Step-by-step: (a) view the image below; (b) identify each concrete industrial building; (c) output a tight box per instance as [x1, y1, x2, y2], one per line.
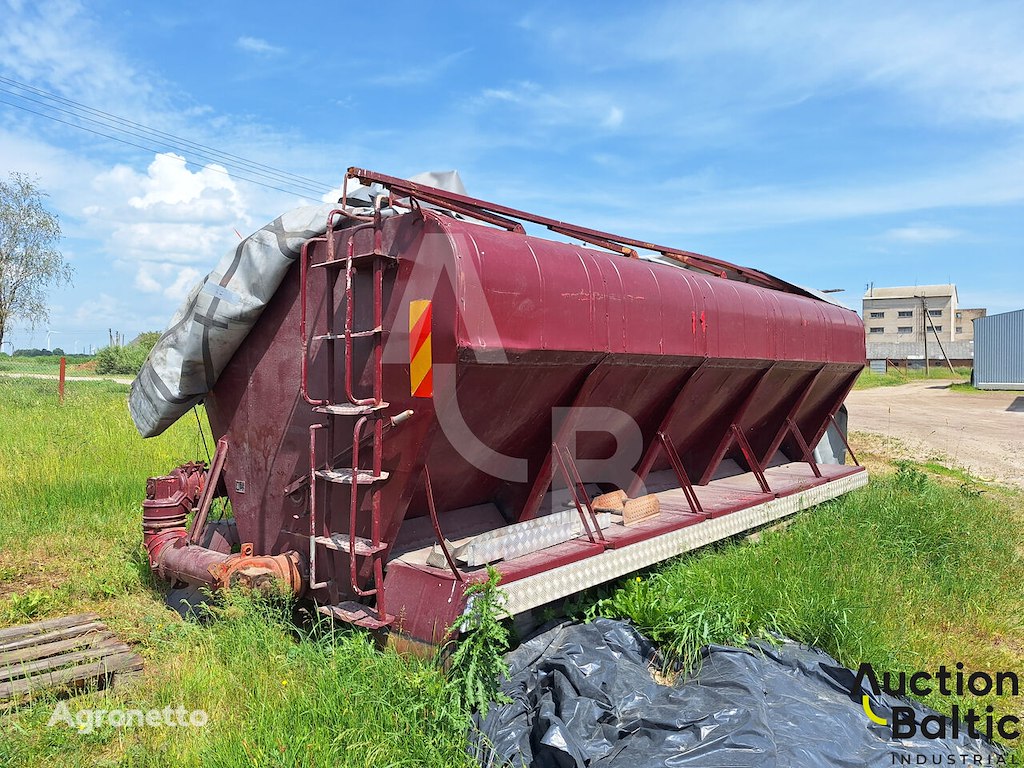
[954, 307, 987, 341]
[862, 284, 986, 368]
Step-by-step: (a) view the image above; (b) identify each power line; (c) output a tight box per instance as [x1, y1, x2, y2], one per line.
[0, 76, 335, 191]
[0, 85, 329, 195]
[0, 96, 326, 201]
[0, 76, 340, 202]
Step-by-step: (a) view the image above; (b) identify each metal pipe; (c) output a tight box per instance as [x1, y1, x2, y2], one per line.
[143, 462, 306, 596]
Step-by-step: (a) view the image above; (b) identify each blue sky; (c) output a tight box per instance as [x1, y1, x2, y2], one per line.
[2, 0, 1022, 353]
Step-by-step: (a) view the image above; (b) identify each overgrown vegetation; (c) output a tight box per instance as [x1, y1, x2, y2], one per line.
[0, 377, 483, 767]
[95, 333, 161, 375]
[446, 567, 511, 716]
[0, 592, 474, 768]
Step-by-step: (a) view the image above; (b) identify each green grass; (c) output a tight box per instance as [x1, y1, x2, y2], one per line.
[0, 354, 101, 377]
[0, 595, 472, 768]
[949, 381, 1024, 394]
[854, 366, 972, 389]
[2, 376, 1022, 762]
[593, 461, 1024, 755]
[0, 378, 475, 767]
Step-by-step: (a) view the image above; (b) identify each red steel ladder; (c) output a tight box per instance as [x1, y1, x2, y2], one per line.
[300, 201, 394, 630]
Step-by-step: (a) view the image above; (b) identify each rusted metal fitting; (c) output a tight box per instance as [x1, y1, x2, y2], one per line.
[142, 462, 206, 568]
[210, 545, 307, 597]
[143, 463, 308, 597]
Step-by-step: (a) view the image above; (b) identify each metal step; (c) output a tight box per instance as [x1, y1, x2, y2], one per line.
[315, 468, 390, 485]
[313, 402, 389, 417]
[313, 534, 388, 556]
[318, 602, 394, 630]
[310, 251, 394, 269]
[314, 327, 384, 340]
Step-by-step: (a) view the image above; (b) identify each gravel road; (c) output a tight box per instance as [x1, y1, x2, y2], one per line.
[845, 380, 1024, 488]
[0, 372, 135, 385]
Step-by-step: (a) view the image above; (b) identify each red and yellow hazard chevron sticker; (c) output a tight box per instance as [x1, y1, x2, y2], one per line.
[409, 299, 433, 398]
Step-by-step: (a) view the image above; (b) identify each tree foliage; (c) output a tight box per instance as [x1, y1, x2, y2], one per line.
[0, 173, 71, 351]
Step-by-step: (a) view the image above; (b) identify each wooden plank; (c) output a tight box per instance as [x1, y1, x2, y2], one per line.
[0, 614, 143, 703]
[2, 641, 133, 681]
[0, 622, 105, 654]
[0, 651, 143, 700]
[0, 631, 115, 667]
[0, 613, 100, 643]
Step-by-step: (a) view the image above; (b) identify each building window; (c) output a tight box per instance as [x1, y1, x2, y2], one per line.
[932, 325, 942, 332]
[898, 326, 913, 334]
[869, 311, 884, 318]
[956, 326, 963, 333]
[869, 327, 884, 333]
[929, 309, 942, 317]
[956, 311, 963, 319]
[898, 310, 913, 318]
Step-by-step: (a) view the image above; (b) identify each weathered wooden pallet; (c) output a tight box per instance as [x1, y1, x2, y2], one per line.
[0, 612, 143, 703]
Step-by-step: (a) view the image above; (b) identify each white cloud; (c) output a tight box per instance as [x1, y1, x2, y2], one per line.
[542, 2, 1024, 125]
[71, 292, 131, 326]
[127, 153, 247, 221]
[88, 153, 250, 293]
[473, 82, 627, 133]
[883, 225, 963, 244]
[535, 144, 1024, 237]
[166, 266, 201, 299]
[235, 36, 284, 56]
[368, 49, 472, 87]
[134, 263, 202, 300]
[602, 106, 624, 129]
[0, 0, 169, 122]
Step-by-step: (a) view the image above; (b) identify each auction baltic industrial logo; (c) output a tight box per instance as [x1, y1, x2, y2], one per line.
[852, 661, 1021, 763]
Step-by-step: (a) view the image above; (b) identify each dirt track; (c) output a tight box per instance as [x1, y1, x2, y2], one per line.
[0, 372, 134, 385]
[845, 380, 1024, 488]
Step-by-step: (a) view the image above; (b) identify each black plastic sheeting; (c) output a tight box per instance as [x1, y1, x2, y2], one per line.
[474, 619, 1002, 767]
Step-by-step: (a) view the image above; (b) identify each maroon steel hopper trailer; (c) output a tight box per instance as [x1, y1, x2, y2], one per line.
[137, 168, 867, 649]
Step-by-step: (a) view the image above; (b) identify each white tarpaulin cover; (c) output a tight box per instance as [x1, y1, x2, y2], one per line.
[128, 171, 466, 438]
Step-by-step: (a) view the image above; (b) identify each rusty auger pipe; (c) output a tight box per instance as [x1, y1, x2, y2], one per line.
[142, 462, 306, 596]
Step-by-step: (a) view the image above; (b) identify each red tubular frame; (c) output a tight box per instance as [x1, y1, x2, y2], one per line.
[347, 167, 815, 297]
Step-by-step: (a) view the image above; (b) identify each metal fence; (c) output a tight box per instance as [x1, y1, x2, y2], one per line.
[0, 353, 131, 401]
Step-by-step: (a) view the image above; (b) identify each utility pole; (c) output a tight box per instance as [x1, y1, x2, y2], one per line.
[919, 296, 929, 375]
[924, 306, 957, 375]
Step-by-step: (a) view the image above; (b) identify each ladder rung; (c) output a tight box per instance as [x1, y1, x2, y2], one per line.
[313, 327, 383, 340]
[318, 602, 394, 630]
[313, 402, 389, 417]
[315, 468, 390, 485]
[351, 327, 384, 338]
[313, 534, 388, 556]
[310, 251, 393, 269]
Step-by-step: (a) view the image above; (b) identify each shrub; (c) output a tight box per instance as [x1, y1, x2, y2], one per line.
[445, 567, 512, 716]
[94, 333, 160, 375]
